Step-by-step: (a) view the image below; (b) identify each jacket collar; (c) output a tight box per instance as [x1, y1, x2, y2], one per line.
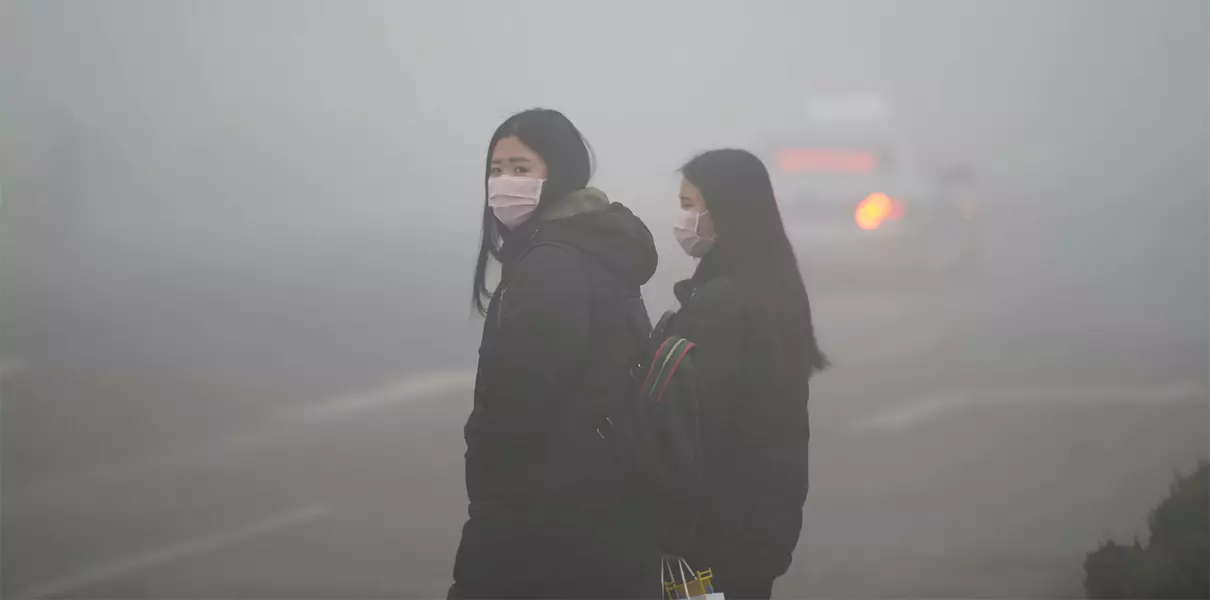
[674, 245, 726, 305]
[499, 187, 611, 265]
[540, 186, 609, 221]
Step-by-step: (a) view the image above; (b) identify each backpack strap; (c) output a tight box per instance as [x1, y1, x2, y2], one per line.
[641, 336, 696, 403]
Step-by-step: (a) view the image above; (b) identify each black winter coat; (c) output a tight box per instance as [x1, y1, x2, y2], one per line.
[453, 188, 662, 599]
[671, 247, 812, 588]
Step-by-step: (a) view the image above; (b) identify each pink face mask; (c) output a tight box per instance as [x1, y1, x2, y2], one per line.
[487, 175, 544, 229]
[673, 209, 716, 257]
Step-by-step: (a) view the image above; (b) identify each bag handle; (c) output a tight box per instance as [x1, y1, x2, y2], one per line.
[662, 556, 701, 598]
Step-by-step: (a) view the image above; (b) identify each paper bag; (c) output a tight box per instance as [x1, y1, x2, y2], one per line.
[663, 557, 725, 600]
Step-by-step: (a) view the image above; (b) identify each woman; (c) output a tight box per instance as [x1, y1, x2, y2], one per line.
[671, 148, 827, 599]
[451, 108, 661, 598]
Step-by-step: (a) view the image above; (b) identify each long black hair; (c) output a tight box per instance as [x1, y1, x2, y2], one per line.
[681, 148, 828, 376]
[472, 108, 595, 314]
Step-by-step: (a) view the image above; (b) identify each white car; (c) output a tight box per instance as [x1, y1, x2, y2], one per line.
[760, 123, 979, 281]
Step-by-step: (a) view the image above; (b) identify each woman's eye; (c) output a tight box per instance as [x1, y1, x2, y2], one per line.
[513, 166, 529, 175]
[490, 167, 502, 175]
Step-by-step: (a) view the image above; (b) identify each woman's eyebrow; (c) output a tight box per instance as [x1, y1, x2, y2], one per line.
[491, 156, 532, 164]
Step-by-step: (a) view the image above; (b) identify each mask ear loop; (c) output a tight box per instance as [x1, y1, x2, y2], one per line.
[695, 210, 717, 242]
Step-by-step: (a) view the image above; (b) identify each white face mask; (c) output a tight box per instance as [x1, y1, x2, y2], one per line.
[673, 209, 716, 257]
[487, 175, 544, 229]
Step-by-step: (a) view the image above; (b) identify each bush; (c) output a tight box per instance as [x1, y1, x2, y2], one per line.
[1084, 460, 1209, 599]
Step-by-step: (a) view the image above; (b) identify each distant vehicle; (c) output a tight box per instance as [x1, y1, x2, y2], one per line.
[759, 98, 980, 281]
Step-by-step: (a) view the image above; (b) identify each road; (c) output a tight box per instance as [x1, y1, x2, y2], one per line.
[4, 244, 1207, 598]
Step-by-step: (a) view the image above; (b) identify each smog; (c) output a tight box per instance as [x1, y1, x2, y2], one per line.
[2, 1, 1206, 597]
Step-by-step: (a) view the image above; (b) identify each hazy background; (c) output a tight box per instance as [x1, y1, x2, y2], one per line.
[2, 1, 1207, 598]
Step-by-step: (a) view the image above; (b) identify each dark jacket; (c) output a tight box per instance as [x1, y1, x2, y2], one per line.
[453, 188, 661, 599]
[671, 247, 811, 587]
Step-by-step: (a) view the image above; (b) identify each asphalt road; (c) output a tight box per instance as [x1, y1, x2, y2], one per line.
[4, 185, 1209, 598]
[4, 252, 1207, 598]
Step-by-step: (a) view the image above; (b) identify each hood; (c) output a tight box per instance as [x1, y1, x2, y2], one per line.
[532, 187, 658, 287]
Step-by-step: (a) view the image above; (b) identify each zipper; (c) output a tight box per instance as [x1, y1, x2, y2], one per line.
[496, 286, 506, 328]
[495, 228, 542, 329]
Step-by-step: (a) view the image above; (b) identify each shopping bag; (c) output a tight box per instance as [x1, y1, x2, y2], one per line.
[662, 556, 725, 600]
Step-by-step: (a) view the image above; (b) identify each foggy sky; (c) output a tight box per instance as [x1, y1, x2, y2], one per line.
[2, 0, 1206, 283]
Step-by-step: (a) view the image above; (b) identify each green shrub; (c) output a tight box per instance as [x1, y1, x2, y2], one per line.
[1084, 460, 1209, 599]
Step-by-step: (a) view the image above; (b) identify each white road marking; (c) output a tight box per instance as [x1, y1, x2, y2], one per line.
[9, 505, 332, 600]
[850, 391, 975, 432]
[6, 369, 477, 508]
[282, 369, 476, 421]
[852, 380, 1208, 432]
[978, 380, 1208, 406]
[5, 428, 275, 509]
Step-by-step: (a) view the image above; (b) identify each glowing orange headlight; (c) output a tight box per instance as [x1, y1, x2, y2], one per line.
[855, 193, 902, 230]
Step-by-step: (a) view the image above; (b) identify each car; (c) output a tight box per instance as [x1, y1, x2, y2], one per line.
[758, 112, 980, 283]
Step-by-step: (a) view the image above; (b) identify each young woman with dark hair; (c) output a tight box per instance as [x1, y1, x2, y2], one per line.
[670, 148, 827, 599]
[451, 108, 661, 598]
